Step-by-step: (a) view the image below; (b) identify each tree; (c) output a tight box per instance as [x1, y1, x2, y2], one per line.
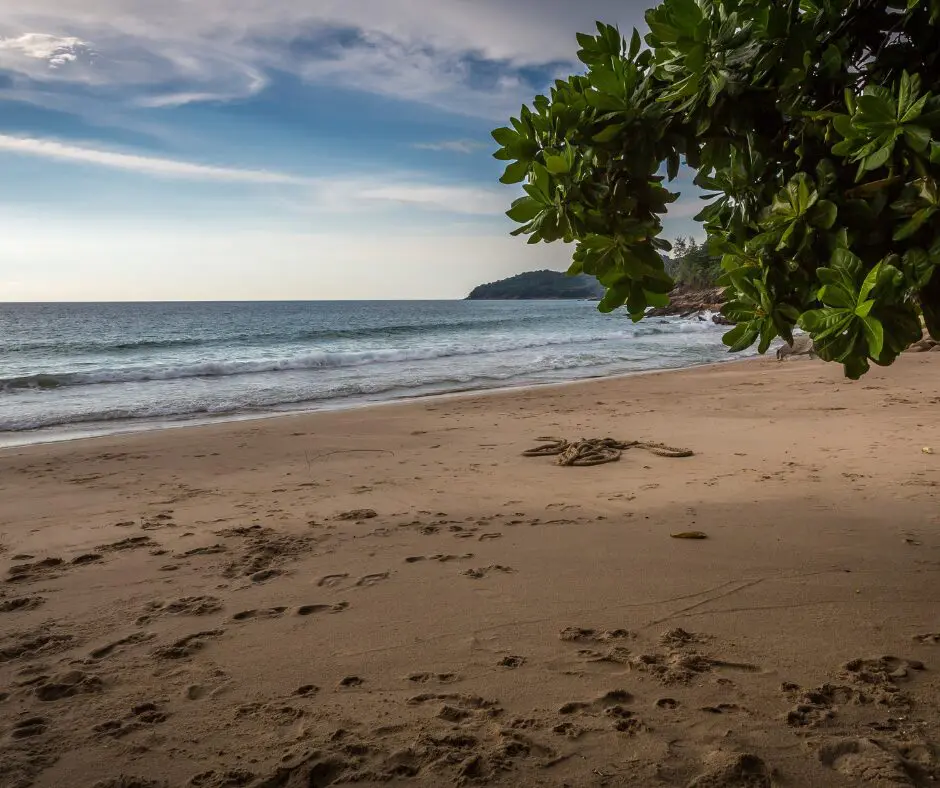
[491, 0, 940, 378]
[668, 237, 722, 288]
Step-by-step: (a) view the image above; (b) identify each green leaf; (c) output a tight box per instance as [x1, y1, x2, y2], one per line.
[506, 196, 543, 223]
[862, 144, 893, 171]
[903, 125, 932, 152]
[857, 94, 896, 124]
[544, 154, 570, 175]
[757, 318, 776, 354]
[859, 261, 883, 301]
[723, 322, 760, 353]
[491, 127, 519, 147]
[822, 44, 842, 75]
[894, 207, 937, 240]
[818, 284, 856, 309]
[598, 282, 631, 313]
[808, 199, 838, 229]
[644, 289, 670, 308]
[861, 315, 884, 358]
[499, 160, 529, 184]
[592, 123, 625, 143]
[629, 28, 642, 59]
[832, 114, 855, 139]
[855, 299, 875, 318]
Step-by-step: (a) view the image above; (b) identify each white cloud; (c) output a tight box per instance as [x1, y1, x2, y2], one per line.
[0, 134, 508, 216]
[0, 1, 644, 114]
[0, 33, 94, 69]
[0, 134, 309, 183]
[412, 140, 487, 154]
[356, 184, 505, 215]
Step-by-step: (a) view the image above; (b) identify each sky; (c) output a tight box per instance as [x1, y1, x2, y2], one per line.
[0, 0, 703, 301]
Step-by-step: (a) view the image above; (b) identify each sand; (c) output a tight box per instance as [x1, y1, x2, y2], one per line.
[1, 353, 939, 788]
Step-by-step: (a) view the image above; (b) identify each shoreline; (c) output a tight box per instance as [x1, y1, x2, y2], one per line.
[2, 352, 938, 786]
[0, 352, 754, 451]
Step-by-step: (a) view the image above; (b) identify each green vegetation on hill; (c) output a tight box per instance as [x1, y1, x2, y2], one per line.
[666, 237, 722, 290]
[466, 270, 604, 300]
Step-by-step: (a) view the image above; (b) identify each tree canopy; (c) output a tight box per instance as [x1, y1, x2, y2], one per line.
[492, 0, 940, 378]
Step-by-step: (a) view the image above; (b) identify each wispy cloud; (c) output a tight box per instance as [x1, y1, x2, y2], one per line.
[0, 134, 309, 183]
[0, 134, 508, 216]
[0, 1, 642, 114]
[0, 33, 95, 69]
[412, 139, 487, 154]
[355, 184, 505, 215]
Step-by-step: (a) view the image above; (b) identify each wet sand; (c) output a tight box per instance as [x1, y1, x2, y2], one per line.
[1, 353, 939, 787]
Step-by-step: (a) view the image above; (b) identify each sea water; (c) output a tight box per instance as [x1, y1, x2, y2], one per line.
[0, 300, 737, 445]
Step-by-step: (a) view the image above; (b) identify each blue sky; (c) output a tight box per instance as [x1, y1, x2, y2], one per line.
[0, 0, 702, 301]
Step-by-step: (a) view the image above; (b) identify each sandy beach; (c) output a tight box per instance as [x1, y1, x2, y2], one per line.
[2, 353, 939, 788]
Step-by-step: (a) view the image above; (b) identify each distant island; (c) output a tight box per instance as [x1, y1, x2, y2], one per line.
[466, 270, 604, 300]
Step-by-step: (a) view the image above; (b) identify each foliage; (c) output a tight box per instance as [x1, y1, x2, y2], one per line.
[491, 0, 940, 378]
[466, 270, 604, 300]
[668, 237, 722, 288]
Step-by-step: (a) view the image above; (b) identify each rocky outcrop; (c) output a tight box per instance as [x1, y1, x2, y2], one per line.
[646, 285, 725, 322]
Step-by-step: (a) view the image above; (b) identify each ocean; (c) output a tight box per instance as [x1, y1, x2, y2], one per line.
[0, 300, 736, 446]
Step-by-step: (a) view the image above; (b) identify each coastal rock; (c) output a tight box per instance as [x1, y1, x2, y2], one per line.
[647, 285, 725, 318]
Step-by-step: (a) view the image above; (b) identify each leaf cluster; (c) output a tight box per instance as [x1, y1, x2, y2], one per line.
[491, 0, 940, 377]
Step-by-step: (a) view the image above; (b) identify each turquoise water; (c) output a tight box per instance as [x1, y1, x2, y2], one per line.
[0, 300, 733, 444]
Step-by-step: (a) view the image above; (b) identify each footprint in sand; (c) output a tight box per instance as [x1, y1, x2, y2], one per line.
[300, 601, 349, 615]
[178, 544, 228, 557]
[559, 627, 635, 643]
[558, 690, 642, 734]
[334, 509, 378, 522]
[232, 607, 288, 621]
[96, 536, 157, 552]
[0, 596, 46, 613]
[407, 672, 459, 684]
[462, 565, 515, 580]
[94, 702, 169, 738]
[317, 573, 349, 588]
[686, 752, 772, 788]
[408, 692, 502, 723]
[250, 569, 283, 583]
[89, 631, 155, 660]
[552, 721, 585, 738]
[33, 670, 104, 702]
[10, 716, 48, 739]
[405, 554, 474, 564]
[71, 553, 103, 566]
[2, 627, 75, 662]
[137, 595, 223, 624]
[355, 572, 390, 587]
[151, 630, 224, 660]
[6, 557, 65, 584]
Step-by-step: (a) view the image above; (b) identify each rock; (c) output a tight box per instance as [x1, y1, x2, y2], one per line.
[647, 285, 724, 318]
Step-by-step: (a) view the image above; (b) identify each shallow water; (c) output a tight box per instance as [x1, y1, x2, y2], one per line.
[0, 300, 738, 444]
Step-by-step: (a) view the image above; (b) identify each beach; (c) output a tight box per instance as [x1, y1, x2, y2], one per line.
[2, 352, 939, 787]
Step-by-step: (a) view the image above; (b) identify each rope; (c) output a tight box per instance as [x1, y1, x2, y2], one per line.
[522, 436, 694, 467]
